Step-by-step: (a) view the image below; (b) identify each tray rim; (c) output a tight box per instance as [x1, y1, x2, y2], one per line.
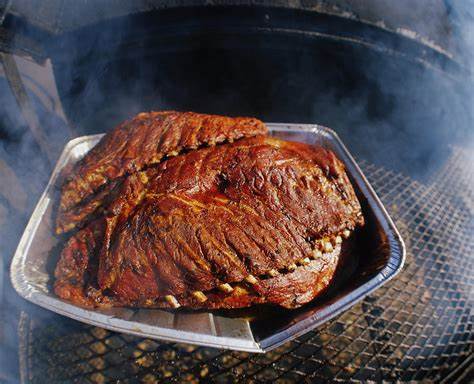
[10, 123, 405, 353]
[258, 124, 406, 350]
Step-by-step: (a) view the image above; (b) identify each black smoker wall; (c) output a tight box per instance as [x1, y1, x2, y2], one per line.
[47, 7, 473, 181]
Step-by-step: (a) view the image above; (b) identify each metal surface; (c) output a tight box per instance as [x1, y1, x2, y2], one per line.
[16, 147, 473, 382]
[5, 1, 458, 60]
[0, 53, 54, 164]
[10, 123, 404, 352]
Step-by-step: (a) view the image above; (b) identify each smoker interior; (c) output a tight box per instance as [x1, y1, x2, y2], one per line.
[2, 5, 473, 383]
[47, 7, 471, 182]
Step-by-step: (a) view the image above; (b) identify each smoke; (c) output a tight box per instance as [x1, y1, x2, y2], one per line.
[445, 0, 474, 150]
[0, 2, 473, 382]
[0, 54, 74, 382]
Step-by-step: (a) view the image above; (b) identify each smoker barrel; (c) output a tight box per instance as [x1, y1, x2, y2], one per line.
[0, 2, 473, 383]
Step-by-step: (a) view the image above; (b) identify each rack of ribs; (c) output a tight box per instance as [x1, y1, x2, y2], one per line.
[54, 111, 364, 310]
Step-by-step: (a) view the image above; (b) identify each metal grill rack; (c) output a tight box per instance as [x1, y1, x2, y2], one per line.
[18, 147, 474, 383]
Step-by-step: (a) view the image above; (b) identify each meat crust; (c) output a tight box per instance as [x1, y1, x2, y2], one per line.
[57, 111, 267, 234]
[54, 111, 364, 310]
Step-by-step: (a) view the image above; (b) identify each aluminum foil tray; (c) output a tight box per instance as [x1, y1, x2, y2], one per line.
[10, 124, 405, 352]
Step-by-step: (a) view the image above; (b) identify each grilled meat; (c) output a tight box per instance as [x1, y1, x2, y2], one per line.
[57, 111, 267, 234]
[54, 112, 364, 310]
[55, 220, 343, 309]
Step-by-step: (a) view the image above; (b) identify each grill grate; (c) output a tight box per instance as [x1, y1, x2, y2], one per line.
[18, 147, 474, 383]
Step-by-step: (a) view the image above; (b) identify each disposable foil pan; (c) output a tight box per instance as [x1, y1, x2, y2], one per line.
[10, 124, 405, 352]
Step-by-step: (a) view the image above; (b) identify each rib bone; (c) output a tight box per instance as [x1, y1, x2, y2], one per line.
[268, 269, 279, 277]
[234, 286, 249, 295]
[218, 283, 234, 293]
[192, 291, 208, 302]
[299, 257, 311, 266]
[287, 263, 297, 271]
[245, 275, 258, 285]
[322, 240, 333, 253]
[165, 295, 180, 308]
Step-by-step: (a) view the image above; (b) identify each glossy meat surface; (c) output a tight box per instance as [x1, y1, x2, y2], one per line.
[54, 112, 364, 310]
[57, 111, 267, 234]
